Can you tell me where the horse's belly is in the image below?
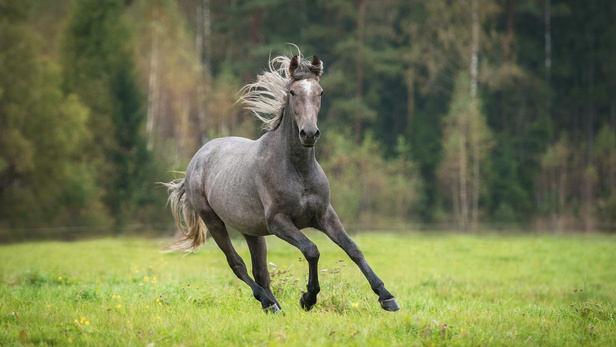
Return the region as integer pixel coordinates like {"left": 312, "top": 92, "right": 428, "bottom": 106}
{"left": 214, "top": 202, "right": 270, "bottom": 236}
{"left": 206, "top": 173, "right": 270, "bottom": 236}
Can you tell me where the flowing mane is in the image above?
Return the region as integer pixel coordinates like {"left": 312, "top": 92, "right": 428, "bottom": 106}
{"left": 239, "top": 48, "right": 324, "bottom": 131}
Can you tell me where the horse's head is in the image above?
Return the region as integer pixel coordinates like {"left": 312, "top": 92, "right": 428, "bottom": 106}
{"left": 287, "top": 55, "right": 323, "bottom": 148}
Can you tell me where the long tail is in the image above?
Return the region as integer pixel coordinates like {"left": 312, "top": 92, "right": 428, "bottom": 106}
{"left": 160, "top": 178, "right": 208, "bottom": 254}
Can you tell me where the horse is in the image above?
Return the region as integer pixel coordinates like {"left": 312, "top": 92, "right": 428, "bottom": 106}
{"left": 162, "top": 49, "right": 399, "bottom": 313}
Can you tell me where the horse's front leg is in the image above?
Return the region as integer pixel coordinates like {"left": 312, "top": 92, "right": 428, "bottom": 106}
{"left": 316, "top": 205, "right": 400, "bottom": 311}
{"left": 267, "top": 213, "right": 321, "bottom": 311}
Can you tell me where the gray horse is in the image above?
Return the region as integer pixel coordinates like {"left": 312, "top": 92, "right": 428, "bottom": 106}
{"left": 163, "top": 50, "right": 399, "bottom": 313}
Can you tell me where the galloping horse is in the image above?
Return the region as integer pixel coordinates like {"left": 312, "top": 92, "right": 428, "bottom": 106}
{"left": 163, "top": 49, "right": 399, "bottom": 313}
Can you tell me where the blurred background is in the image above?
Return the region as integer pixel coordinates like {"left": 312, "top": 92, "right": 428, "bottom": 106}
{"left": 1, "top": 0, "right": 615, "bottom": 242}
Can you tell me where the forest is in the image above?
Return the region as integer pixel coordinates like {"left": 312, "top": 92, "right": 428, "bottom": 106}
{"left": 1, "top": 0, "right": 615, "bottom": 237}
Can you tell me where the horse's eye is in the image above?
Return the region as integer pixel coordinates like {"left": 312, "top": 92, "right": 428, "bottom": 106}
{"left": 289, "top": 90, "right": 295, "bottom": 96}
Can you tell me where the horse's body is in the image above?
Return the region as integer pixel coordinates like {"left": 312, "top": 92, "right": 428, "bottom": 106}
{"left": 164, "top": 50, "right": 399, "bottom": 312}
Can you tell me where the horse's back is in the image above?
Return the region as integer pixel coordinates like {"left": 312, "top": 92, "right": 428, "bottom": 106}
{"left": 185, "top": 136, "right": 269, "bottom": 235}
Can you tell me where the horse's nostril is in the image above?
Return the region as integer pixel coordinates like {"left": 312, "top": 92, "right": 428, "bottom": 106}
{"left": 315, "top": 129, "right": 321, "bottom": 139}
{"left": 300, "top": 129, "right": 307, "bottom": 139}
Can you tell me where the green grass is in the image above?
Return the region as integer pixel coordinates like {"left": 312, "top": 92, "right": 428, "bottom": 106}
{"left": 1, "top": 232, "right": 615, "bottom": 346}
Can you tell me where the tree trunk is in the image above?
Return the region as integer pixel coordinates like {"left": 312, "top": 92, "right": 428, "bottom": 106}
{"left": 354, "top": 0, "right": 367, "bottom": 141}
{"left": 503, "top": 0, "right": 516, "bottom": 61}
{"left": 469, "top": 0, "right": 479, "bottom": 99}
{"left": 452, "top": 175, "right": 460, "bottom": 228}
{"left": 202, "top": 0, "right": 212, "bottom": 74}
{"left": 406, "top": 65, "right": 415, "bottom": 132}
{"left": 586, "top": 30, "right": 595, "bottom": 163}
{"left": 249, "top": 10, "right": 263, "bottom": 45}
{"left": 544, "top": 0, "right": 551, "bottom": 115}
{"left": 466, "top": 0, "right": 479, "bottom": 231}
{"left": 610, "top": 79, "right": 615, "bottom": 189}
{"left": 472, "top": 127, "right": 480, "bottom": 232}
{"left": 459, "top": 130, "right": 468, "bottom": 232}
{"left": 582, "top": 166, "right": 595, "bottom": 233}
{"left": 146, "top": 7, "right": 159, "bottom": 151}
{"left": 557, "top": 162, "right": 566, "bottom": 234}
{"left": 195, "top": 0, "right": 211, "bottom": 144}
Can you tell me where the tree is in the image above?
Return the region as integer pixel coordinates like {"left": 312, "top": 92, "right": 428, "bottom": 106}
{"left": 62, "top": 0, "right": 148, "bottom": 225}
{"left": 0, "top": 0, "right": 106, "bottom": 228}
{"left": 438, "top": 72, "right": 493, "bottom": 231}
{"left": 537, "top": 134, "right": 570, "bottom": 233}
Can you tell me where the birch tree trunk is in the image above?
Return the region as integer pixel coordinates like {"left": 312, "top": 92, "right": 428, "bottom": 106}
{"left": 470, "top": 0, "right": 479, "bottom": 100}
{"left": 201, "top": 0, "right": 212, "bottom": 75}
{"left": 469, "top": 0, "right": 479, "bottom": 231}
{"left": 406, "top": 65, "right": 415, "bottom": 132}
{"left": 459, "top": 129, "right": 469, "bottom": 232}
{"left": 195, "top": 0, "right": 211, "bottom": 144}
{"left": 146, "top": 7, "right": 159, "bottom": 151}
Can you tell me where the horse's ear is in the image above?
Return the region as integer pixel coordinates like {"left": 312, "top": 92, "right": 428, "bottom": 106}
{"left": 310, "top": 55, "right": 323, "bottom": 76}
{"left": 289, "top": 56, "right": 299, "bottom": 76}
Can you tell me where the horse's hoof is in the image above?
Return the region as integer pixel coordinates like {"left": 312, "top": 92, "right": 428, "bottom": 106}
{"left": 299, "top": 295, "right": 315, "bottom": 311}
{"left": 380, "top": 298, "right": 400, "bottom": 311}
{"left": 264, "top": 303, "right": 282, "bottom": 314}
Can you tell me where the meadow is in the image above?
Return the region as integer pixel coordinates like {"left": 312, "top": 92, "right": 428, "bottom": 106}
{"left": 1, "top": 232, "right": 615, "bottom": 346}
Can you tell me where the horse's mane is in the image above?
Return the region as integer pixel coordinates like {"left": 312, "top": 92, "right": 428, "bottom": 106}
{"left": 239, "top": 47, "right": 323, "bottom": 131}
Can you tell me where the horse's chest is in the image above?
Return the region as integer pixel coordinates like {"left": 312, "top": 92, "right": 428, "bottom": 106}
{"left": 298, "top": 189, "right": 323, "bottom": 212}
{"left": 281, "top": 184, "right": 328, "bottom": 226}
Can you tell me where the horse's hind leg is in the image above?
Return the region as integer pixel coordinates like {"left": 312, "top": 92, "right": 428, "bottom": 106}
{"left": 193, "top": 199, "right": 279, "bottom": 312}
{"left": 244, "top": 235, "right": 281, "bottom": 310}
{"left": 316, "top": 206, "right": 400, "bottom": 311}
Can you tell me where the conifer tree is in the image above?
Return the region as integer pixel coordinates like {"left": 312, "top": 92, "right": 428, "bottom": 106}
{"left": 0, "top": 0, "right": 105, "bottom": 228}
{"left": 62, "top": 0, "right": 148, "bottom": 225}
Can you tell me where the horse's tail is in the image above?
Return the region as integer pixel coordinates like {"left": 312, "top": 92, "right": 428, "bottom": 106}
{"left": 160, "top": 178, "right": 208, "bottom": 254}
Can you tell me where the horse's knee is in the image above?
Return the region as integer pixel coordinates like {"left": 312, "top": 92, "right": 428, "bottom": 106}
{"left": 303, "top": 243, "right": 320, "bottom": 263}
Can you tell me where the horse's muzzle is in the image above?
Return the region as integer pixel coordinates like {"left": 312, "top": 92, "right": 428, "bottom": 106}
{"left": 299, "top": 126, "right": 321, "bottom": 147}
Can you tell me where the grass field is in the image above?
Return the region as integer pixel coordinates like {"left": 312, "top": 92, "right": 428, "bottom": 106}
{"left": 1, "top": 232, "right": 615, "bottom": 346}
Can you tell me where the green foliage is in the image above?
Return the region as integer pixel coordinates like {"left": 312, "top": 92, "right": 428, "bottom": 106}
{"left": 0, "top": 1, "right": 107, "bottom": 228}
{"left": 1, "top": 234, "right": 615, "bottom": 345}
{"left": 2, "top": 0, "right": 616, "bottom": 231}
{"left": 61, "top": 0, "right": 149, "bottom": 225}
{"left": 437, "top": 72, "right": 493, "bottom": 229}
{"left": 320, "top": 129, "right": 422, "bottom": 225}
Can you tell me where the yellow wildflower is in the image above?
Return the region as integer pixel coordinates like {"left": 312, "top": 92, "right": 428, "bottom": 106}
{"left": 117, "top": 304, "right": 121, "bottom": 309}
